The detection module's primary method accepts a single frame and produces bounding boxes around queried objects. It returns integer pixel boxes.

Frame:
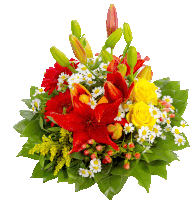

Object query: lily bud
[137,66,152,81]
[117,64,127,77]
[105,28,123,48]
[50,46,76,72]
[101,50,113,63]
[69,34,87,65]
[127,46,137,68]
[123,23,133,44]
[106,4,118,37]
[107,123,123,140]
[71,20,81,39]
[84,38,93,58]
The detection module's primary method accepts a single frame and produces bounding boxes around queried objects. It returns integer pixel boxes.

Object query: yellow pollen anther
[140,138,145,142]
[126,127,131,132]
[39,88,43,92]
[142,130,147,135]
[82,170,86,174]
[152,110,157,115]
[175,129,180,134]
[94,160,99,165]
[81,67,87,70]
[178,138,183,143]
[87,74,92,78]
[34,102,38,107]
[165,98,170,102]
[93,166,99,170]
[103,65,108,69]
[95,89,99,94]
[153,128,158,133]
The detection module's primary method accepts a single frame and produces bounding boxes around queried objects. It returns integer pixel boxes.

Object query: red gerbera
[44,89,73,126]
[41,59,79,95]
[49,97,122,154]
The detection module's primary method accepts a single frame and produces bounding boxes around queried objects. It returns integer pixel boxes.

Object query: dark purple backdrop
[0,0,190,200]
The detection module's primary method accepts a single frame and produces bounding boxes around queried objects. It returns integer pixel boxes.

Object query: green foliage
[20,110,34,121]
[13,119,30,134]
[97,175,128,200]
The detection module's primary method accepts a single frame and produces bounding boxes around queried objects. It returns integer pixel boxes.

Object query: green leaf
[30,86,38,98]
[142,153,150,163]
[13,119,30,134]
[94,163,113,183]
[47,127,61,132]
[75,176,95,192]
[97,175,128,200]
[147,160,167,180]
[44,161,56,170]
[70,152,85,160]
[131,161,151,193]
[57,168,69,183]
[43,169,57,183]
[145,147,179,164]
[22,99,32,109]
[21,119,45,139]
[31,162,43,178]
[110,159,139,176]
[155,131,190,151]
[39,155,45,168]
[20,110,34,121]
[154,77,170,90]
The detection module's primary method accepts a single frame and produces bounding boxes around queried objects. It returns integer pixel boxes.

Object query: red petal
[94,99,122,124]
[49,112,86,132]
[88,124,119,151]
[69,130,91,154]
[115,118,128,126]
[133,59,146,73]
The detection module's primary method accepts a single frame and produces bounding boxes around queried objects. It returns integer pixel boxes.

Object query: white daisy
[78,168,89,177]
[166,118,171,127]
[161,133,166,140]
[92,86,104,98]
[162,95,173,103]
[86,79,96,86]
[67,73,83,89]
[83,70,95,80]
[31,98,41,114]
[180,120,186,128]
[155,87,162,99]
[164,126,171,132]
[87,170,94,178]
[148,132,156,143]
[124,123,135,134]
[89,165,102,173]
[138,126,150,139]
[99,62,109,71]
[173,128,181,138]
[76,63,88,75]
[114,105,125,121]
[149,105,161,119]
[160,111,168,124]
[33,88,45,96]
[88,97,97,109]
[137,136,146,144]
[58,72,69,81]
[90,158,101,167]
[122,100,132,112]
[174,135,186,146]
[152,124,162,137]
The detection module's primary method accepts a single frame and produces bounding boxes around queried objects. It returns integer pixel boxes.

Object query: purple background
[1,1,190,200]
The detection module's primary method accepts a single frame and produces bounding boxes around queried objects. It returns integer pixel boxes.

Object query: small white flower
[89,165,102,173]
[152,124,162,137]
[148,132,156,143]
[88,97,97,109]
[164,126,171,132]
[138,126,150,139]
[180,120,186,128]
[161,133,166,140]
[160,111,168,124]
[92,86,104,98]
[172,128,181,138]
[31,98,41,114]
[87,170,94,178]
[83,70,95,80]
[162,95,173,103]
[149,105,161,119]
[99,62,109,71]
[174,135,186,146]
[86,79,96,86]
[166,118,171,127]
[58,72,69,81]
[78,168,89,177]
[137,136,146,144]
[67,73,83,89]
[90,158,101,167]
[155,87,162,99]
[124,123,135,134]
[76,63,88,74]
[122,100,132,112]
[33,88,45,96]
[114,105,125,121]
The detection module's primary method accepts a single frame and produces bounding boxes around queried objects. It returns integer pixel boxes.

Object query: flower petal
[88,124,119,151]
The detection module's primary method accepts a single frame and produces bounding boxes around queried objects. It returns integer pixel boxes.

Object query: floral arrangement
[14,4,189,200]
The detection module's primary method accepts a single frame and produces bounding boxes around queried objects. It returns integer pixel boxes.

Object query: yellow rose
[126,101,156,128]
[132,78,158,105]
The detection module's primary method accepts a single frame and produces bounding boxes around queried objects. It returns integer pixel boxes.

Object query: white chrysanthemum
[142,146,151,153]
[172,128,181,138]
[124,123,134,134]
[161,133,166,140]
[155,87,162,99]
[164,126,171,132]
[86,79,96,86]
[92,86,104,98]
[137,136,146,144]
[31,98,41,114]
[148,132,156,143]
[99,62,109,71]
[160,111,168,124]
[180,120,186,128]
[67,73,83,89]
[76,63,88,74]
[149,105,161,119]
[174,135,186,146]
[166,118,171,127]
[83,70,95,80]
[78,168,89,177]
[88,97,97,109]
[138,126,150,139]
[114,105,125,121]
[87,170,94,178]
[89,165,102,173]
[58,72,69,81]
[152,124,162,137]
[90,158,101,167]
[33,88,45,96]
[162,95,173,103]
[122,100,132,112]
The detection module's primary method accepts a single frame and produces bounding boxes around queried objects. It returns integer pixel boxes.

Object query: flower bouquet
[14,4,189,200]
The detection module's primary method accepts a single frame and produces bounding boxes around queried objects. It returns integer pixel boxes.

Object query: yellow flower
[132,78,158,105]
[126,101,157,128]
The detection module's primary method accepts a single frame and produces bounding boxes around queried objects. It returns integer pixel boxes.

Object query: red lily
[49,97,122,154]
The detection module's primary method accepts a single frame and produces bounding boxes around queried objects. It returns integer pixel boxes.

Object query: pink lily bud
[163,108,170,113]
[106,4,118,37]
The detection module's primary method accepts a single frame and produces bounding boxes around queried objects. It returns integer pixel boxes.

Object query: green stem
[92,52,102,70]
[85,64,98,79]
[119,42,131,64]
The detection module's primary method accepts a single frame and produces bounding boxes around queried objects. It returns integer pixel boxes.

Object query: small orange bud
[124,162,130,170]
[128,142,135,149]
[134,152,141,159]
[125,153,131,159]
